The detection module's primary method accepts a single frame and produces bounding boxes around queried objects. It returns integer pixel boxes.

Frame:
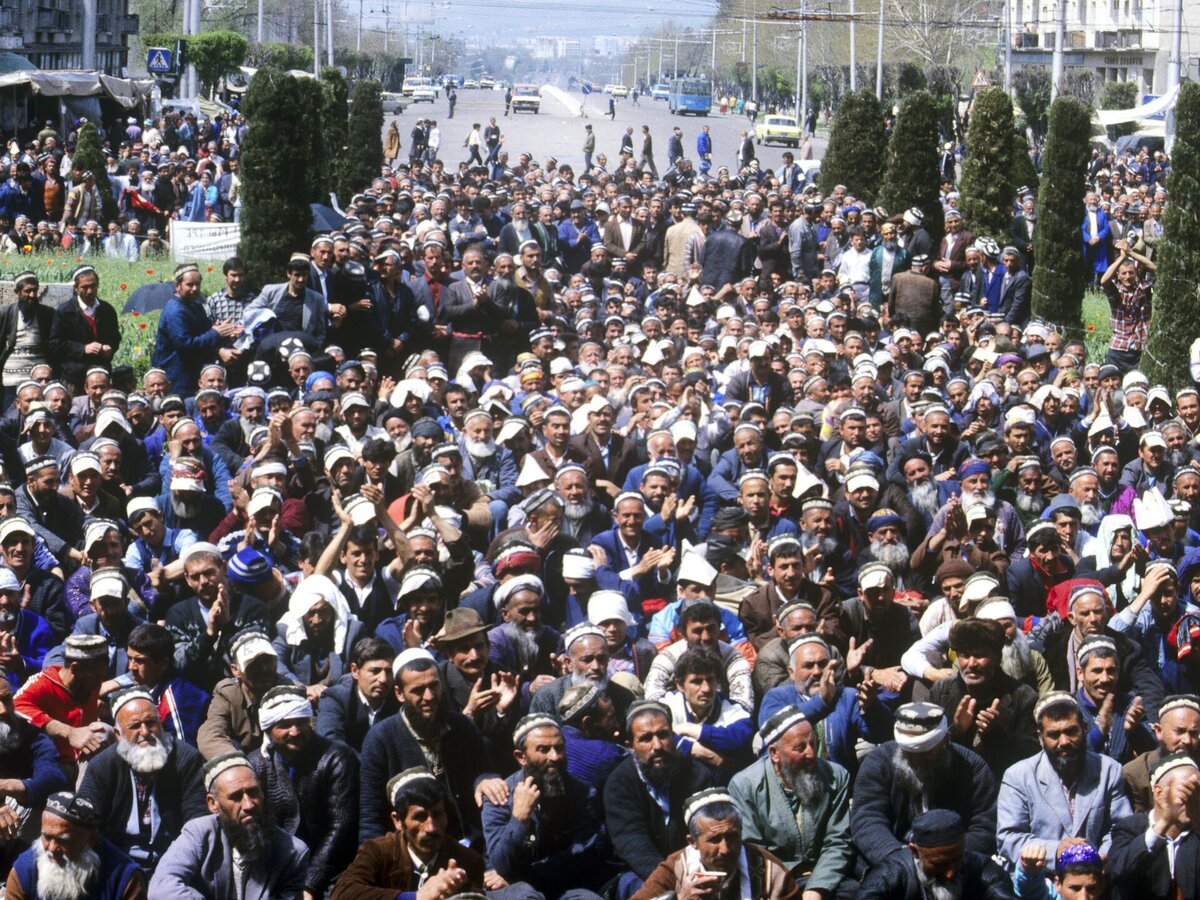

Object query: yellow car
[754,114,802,147]
[611,84,629,98]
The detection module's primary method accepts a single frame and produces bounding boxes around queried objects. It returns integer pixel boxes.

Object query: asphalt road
[386,85,827,176]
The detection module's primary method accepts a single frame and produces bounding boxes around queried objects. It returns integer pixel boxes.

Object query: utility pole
[1003,0,1012,92]
[326,0,334,66]
[81,0,97,69]
[257,0,264,42]
[1167,0,1182,147]
[1051,0,1065,99]
[849,0,856,90]
[711,29,717,75]
[674,34,679,77]
[752,15,758,101]
[801,13,808,125]
[658,44,663,81]
[358,0,363,51]
[795,31,803,119]
[875,0,884,99]
[313,0,321,77]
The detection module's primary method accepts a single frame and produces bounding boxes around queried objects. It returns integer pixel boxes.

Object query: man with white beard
[77,689,206,871]
[926,459,1028,561]
[530,622,637,721]
[1067,467,1106,533]
[555,464,609,544]
[902,454,954,530]
[729,706,855,895]
[858,808,1013,899]
[860,508,920,592]
[1011,456,1048,527]
[5,791,146,900]
[458,409,520,535]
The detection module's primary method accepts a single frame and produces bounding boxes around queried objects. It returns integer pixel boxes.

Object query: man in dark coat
[48,264,120,391]
[77,689,207,870]
[152,264,240,394]
[723,341,793,415]
[998,245,1033,325]
[888,254,940,336]
[316,638,399,755]
[851,702,998,867]
[699,211,754,290]
[0,272,55,409]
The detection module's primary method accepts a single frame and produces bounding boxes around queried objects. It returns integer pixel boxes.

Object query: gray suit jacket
[148,813,309,899]
[997,749,1132,869]
[244,283,328,346]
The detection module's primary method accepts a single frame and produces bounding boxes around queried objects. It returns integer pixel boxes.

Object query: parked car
[754,114,803,147]
[381,91,411,115]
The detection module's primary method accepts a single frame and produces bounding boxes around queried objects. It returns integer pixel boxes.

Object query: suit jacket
[729,756,853,891]
[723,370,794,416]
[604,754,716,879]
[148,814,310,900]
[868,244,910,310]
[568,431,639,486]
[602,216,646,260]
[0,302,55,371]
[48,296,121,387]
[997,749,1132,867]
[244,283,328,346]
[929,671,1041,777]
[1109,810,1200,899]
[77,739,208,866]
[937,228,976,287]
[738,580,838,652]
[330,830,485,899]
[316,675,399,753]
[998,268,1032,325]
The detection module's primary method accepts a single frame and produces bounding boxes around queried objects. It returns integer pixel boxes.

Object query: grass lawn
[1082,289,1111,362]
[0,254,227,379]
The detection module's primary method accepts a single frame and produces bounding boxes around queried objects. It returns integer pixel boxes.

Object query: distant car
[511,83,541,114]
[651,84,670,101]
[463,79,479,89]
[381,91,411,115]
[442,74,460,89]
[479,75,496,89]
[611,85,629,97]
[411,84,436,103]
[755,114,802,147]
[602,84,617,94]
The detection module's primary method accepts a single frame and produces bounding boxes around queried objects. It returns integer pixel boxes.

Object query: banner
[171,221,241,262]
[1095,85,1179,126]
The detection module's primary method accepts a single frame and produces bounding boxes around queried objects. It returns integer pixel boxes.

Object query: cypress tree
[318,67,350,202]
[1143,82,1200,391]
[294,77,328,204]
[238,69,315,285]
[818,89,887,204]
[960,87,1017,240]
[340,79,384,200]
[1030,96,1091,331]
[72,122,117,224]
[879,90,943,248]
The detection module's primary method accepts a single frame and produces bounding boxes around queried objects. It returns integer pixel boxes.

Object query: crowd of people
[0,98,1190,900]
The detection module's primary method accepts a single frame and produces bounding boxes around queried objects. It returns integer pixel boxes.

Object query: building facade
[0,0,138,75]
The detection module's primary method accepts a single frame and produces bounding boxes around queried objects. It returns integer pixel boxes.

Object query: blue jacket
[759,684,894,776]
[14,836,142,900]
[707,446,766,502]
[6,609,54,688]
[590,524,671,615]
[460,444,520,506]
[158,445,234,512]
[623,461,718,538]
[697,131,712,157]
[152,295,223,393]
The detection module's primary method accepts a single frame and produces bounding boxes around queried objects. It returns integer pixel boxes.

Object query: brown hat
[949,618,1006,655]
[433,608,488,645]
[933,558,974,585]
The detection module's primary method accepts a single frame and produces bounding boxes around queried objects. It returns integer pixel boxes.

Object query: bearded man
[729,706,854,894]
[555,464,609,544]
[530,622,636,721]
[459,409,520,535]
[1068,467,1106,532]
[149,753,308,897]
[482,714,614,896]
[77,689,206,870]
[6,792,145,900]
[997,692,1131,873]
[859,508,921,592]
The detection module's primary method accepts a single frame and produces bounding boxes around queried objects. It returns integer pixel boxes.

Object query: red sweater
[14,666,99,760]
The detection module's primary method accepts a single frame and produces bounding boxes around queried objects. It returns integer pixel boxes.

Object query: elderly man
[858,809,1013,899]
[149,752,309,898]
[488,575,562,689]
[332,766,486,898]
[631,787,800,900]
[604,700,716,894]
[730,706,854,893]
[0,272,55,411]
[5,791,145,900]
[1125,694,1200,812]
[248,684,358,899]
[77,688,206,870]
[997,691,1132,873]
[1109,751,1200,898]
[851,702,998,867]
[359,648,505,846]
[530,622,635,720]
[482,713,614,897]
[151,263,241,393]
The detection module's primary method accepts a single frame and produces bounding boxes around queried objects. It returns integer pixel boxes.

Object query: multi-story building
[0,0,138,75]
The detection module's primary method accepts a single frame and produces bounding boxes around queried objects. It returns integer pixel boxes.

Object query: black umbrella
[310,203,347,233]
[122,281,175,314]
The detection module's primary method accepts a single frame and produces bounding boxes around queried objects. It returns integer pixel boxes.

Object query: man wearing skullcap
[530,622,637,723]
[150,753,309,898]
[151,264,242,394]
[0,271,54,411]
[1073,633,1155,764]
[851,702,998,866]
[631,787,800,900]
[331,766,486,897]
[1124,695,1200,812]
[1108,751,1200,897]
[857,808,1012,898]
[482,714,615,895]
[557,681,626,789]
[248,685,359,897]
[6,791,146,900]
[588,492,674,617]
[243,255,330,348]
[568,392,641,489]
[48,263,120,392]
[708,423,766,502]
[16,455,85,564]
[76,687,206,870]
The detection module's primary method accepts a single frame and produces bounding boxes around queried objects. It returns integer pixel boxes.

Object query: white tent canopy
[1095,85,1179,126]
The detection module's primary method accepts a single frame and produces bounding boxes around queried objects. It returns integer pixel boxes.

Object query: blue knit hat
[228,548,272,585]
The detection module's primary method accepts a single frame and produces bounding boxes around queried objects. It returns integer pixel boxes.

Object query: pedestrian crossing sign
[971,69,990,89]
[147,48,173,74]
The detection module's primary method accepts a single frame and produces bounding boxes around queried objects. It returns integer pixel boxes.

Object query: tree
[879,90,943,248]
[246,42,313,72]
[1143,82,1200,391]
[71,121,117,224]
[340,80,384,201]
[1012,67,1051,142]
[818,89,887,204]
[238,69,316,286]
[187,30,249,97]
[295,78,328,205]
[1011,128,1039,195]
[1030,96,1091,330]
[1101,81,1140,140]
[960,87,1017,241]
[317,68,350,203]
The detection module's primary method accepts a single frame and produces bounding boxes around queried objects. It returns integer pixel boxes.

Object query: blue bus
[669,77,712,116]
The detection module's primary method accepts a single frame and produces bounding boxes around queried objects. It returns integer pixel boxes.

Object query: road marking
[539,85,585,117]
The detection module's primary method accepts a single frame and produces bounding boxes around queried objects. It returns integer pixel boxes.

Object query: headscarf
[281,574,353,653]
[1091,513,1139,602]
[965,380,1000,417]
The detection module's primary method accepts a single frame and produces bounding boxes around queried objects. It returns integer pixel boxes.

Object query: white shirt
[619,217,634,251]
[358,687,385,727]
[1087,208,1099,239]
[837,246,870,285]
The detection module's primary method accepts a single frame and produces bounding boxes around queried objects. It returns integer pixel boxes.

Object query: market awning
[0,70,154,108]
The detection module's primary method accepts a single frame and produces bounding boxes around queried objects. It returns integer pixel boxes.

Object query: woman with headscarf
[961,380,1002,442]
[273,574,362,702]
[1080,513,1142,611]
